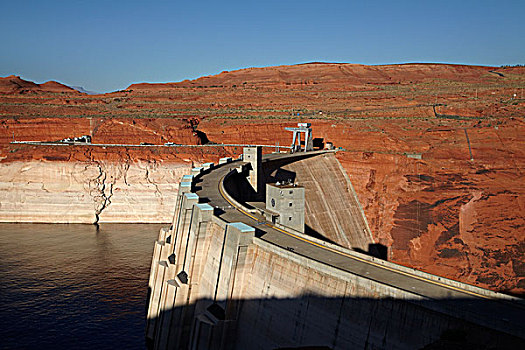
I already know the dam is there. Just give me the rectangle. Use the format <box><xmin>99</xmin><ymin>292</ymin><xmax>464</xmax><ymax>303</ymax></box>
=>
<box><xmin>145</xmin><ymin>139</ymin><xmax>524</xmax><ymax>348</ymax></box>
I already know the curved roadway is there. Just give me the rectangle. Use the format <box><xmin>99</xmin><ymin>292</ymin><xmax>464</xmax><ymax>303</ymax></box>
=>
<box><xmin>194</xmin><ymin>154</ymin><xmax>524</xmax><ymax>339</ymax></box>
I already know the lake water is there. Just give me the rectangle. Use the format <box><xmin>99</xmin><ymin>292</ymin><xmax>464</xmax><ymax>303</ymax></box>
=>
<box><xmin>0</xmin><ymin>223</ymin><xmax>161</xmax><ymax>350</ymax></box>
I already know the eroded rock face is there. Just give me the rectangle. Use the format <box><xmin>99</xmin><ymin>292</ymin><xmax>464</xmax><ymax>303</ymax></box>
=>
<box><xmin>0</xmin><ymin>161</ymin><xmax>191</xmax><ymax>223</ymax></box>
<box><xmin>1</xmin><ymin>63</ymin><xmax>523</xmax><ymax>294</ymax></box>
<box><xmin>197</xmin><ymin>117</ymin><xmax>524</xmax><ymax>295</ymax></box>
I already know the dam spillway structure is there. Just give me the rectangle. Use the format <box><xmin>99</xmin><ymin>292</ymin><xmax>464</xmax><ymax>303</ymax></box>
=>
<box><xmin>145</xmin><ymin>128</ymin><xmax>525</xmax><ymax>349</ymax></box>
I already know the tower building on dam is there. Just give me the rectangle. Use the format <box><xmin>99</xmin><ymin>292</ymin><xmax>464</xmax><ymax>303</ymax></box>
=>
<box><xmin>145</xmin><ymin>125</ymin><xmax>524</xmax><ymax>349</ymax></box>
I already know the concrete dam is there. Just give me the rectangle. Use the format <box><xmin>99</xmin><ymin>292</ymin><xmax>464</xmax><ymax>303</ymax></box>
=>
<box><xmin>145</xmin><ymin>147</ymin><xmax>524</xmax><ymax>349</ymax></box>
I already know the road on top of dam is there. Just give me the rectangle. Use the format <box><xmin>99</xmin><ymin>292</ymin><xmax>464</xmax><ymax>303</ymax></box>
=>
<box><xmin>194</xmin><ymin>153</ymin><xmax>524</xmax><ymax>339</ymax></box>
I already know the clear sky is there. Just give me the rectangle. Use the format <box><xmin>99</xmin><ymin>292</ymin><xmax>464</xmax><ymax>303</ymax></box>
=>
<box><xmin>1</xmin><ymin>0</ymin><xmax>523</xmax><ymax>92</ymax></box>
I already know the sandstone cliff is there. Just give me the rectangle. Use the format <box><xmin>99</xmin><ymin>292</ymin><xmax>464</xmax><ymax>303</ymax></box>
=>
<box><xmin>1</xmin><ymin>62</ymin><xmax>523</xmax><ymax>294</ymax></box>
<box><xmin>0</xmin><ymin>161</ymin><xmax>191</xmax><ymax>223</ymax></box>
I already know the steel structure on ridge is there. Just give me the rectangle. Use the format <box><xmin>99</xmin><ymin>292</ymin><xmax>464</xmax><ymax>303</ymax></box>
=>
<box><xmin>285</xmin><ymin>122</ymin><xmax>314</xmax><ymax>152</ymax></box>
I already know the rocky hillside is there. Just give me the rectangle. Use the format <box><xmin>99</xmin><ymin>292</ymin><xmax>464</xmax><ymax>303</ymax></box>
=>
<box><xmin>1</xmin><ymin>63</ymin><xmax>523</xmax><ymax>295</ymax></box>
<box><xmin>0</xmin><ymin>75</ymin><xmax>79</xmax><ymax>94</ymax></box>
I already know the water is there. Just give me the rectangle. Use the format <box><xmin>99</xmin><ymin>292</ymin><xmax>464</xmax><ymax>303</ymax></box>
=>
<box><xmin>0</xmin><ymin>223</ymin><xmax>161</xmax><ymax>350</ymax></box>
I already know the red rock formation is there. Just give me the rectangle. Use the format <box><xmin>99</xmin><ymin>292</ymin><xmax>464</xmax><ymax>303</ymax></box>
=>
<box><xmin>0</xmin><ymin>75</ymin><xmax>40</xmax><ymax>94</ymax></box>
<box><xmin>0</xmin><ymin>75</ymin><xmax>79</xmax><ymax>94</ymax></box>
<box><xmin>1</xmin><ymin>63</ymin><xmax>523</xmax><ymax>295</ymax></box>
<box><xmin>128</xmin><ymin>63</ymin><xmax>497</xmax><ymax>90</ymax></box>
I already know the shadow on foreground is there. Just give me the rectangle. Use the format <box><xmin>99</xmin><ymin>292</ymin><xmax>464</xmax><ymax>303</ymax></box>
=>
<box><xmin>145</xmin><ymin>293</ymin><xmax>525</xmax><ymax>350</ymax></box>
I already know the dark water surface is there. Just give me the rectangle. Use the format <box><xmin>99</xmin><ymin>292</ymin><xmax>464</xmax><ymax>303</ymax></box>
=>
<box><xmin>0</xmin><ymin>223</ymin><xmax>161</xmax><ymax>350</ymax></box>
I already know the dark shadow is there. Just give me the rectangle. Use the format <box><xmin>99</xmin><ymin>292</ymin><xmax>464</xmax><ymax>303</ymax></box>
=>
<box><xmin>277</xmin><ymin>347</ymin><xmax>331</xmax><ymax>350</ymax></box>
<box><xmin>355</xmin><ymin>243</ymin><xmax>390</xmax><ymax>260</ymax></box>
<box><xmin>146</xmin><ymin>286</ymin><xmax>152</xmax><ymax>315</ymax></box>
<box><xmin>222</xmin><ymin>168</ymin><xmax>259</xmax><ymax>202</ymax></box>
<box><xmin>353</xmin><ymin>243</ymin><xmax>389</xmax><ymax>261</ymax></box>
<box><xmin>262</xmin><ymin>152</ymin><xmax>325</xmax><ymax>174</ymax></box>
<box><xmin>192</xmin><ymin>177</ymin><xmax>203</xmax><ymax>192</ymax></box>
<box><xmin>213</xmin><ymin>207</ymin><xmax>226</xmax><ymax>216</ymax></box>
<box><xmin>368</xmin><ymin>243</ymin><xmax>388</xmax><ymax>260</ymax></box>
<box><xmin>267</xmin><ymin>168</ymin><xmax>297</xmax><ymax>184</ymax></box>
<box><xmin>194</xmin><ymin>129</ymin><xmax>209</xmax><ymax>145</ymax></box>
<box><xmin>145</xmin><ymin>295</ymin><xmax>525</xmax><ymax>350</ymax></box>
<box><xmin>254</xmin><ymin>228</ymin><xmax>266</xmax><ymax>238</ymax></box>
<box><xmin>312</xmin><ymin>138</ymin><xmax>324</xmax><ymax>149</ymax></box>
<box><xmin>304</xmin><ymin>225</ymin><xmax>339</xmax><ymax>245</ymax></box>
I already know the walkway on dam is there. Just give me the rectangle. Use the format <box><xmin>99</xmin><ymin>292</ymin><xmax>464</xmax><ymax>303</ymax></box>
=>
<box><xmin>194</xmin><ymin>153</ymin><xmax>524</xmax><ymax>339</ymax></box>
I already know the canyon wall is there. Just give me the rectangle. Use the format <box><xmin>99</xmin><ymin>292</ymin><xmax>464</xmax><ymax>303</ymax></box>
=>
<box><xmin>198</xmin><ymin>118</ymin><xmax>525</xmax><ymax>295</ymax></box>
<box><xmin>0</xmin><ymin>161</ymin><xmax>191</xmax><ymax>223</ymax></box>
<box><xmin>1</xmin><ymin>63</ymin><xmax>523</xmax><ymax>294</ymax></box>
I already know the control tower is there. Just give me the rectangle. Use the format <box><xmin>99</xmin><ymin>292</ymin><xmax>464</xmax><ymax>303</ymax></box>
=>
<box><xmin>285</xmin><ymin>123</ymin><xmax>313</xmax><ymax>152</ymax></box>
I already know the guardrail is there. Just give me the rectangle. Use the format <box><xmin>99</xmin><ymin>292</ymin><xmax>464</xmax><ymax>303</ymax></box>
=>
<box><xmin>10</xmin><ymin>140</ymin><xmax>292</xmax><ymax>149</ymax></box>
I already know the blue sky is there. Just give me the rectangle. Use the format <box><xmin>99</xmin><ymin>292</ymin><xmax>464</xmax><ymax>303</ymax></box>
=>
<box><xmin>1</xmin><ymin>0</ymin><xmax>523</xmax><ymax>92</ymax></box>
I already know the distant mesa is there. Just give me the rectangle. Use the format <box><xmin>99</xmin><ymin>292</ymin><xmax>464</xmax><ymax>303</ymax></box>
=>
<box><xmin>39</xmin><ymin>81</ymin><xmax>78</xmax><ymax>93</ymax></box>
<box><xmin>2</xmin><ymin>62</ymin><xmax>513</xmax><ymax>94</ymax></box>
<box><xmin>71</xmin><ymin>86</ymin><xmax>99</xmax><ymax>95</ymax></box>
<box><xmin>125</xmin><ymin>62</ymin><xmax>504</xmax><ymax>91</ymax></box>
<box><xmin>0</xmin><ymin>75</ymin><xmax>38</xmax><ymax>93</ymax></box>
<box><xmin>0</xmin><ymin>75</ymin><xmax>80</xmax><ymax>94</ymax></box>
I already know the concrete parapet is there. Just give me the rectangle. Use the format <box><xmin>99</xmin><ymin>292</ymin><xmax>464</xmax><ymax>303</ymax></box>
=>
<box><xmin>166</xmin><ymin>202</ymin><xmax>214</xmax><ymax>349</ymax></box>
<box><xmin>181</xmin><ymin>174</ymin><xmax>194</xmax><ymax>182</ymax></box>
<box><xmin>194</xmin><ymin>203</ymin><xmax>214</xmax><ymax>220</ymax></box>
<box><xmin>191</xmin><ymin>167</ymin><xmax>203</xmax><ymax>176</ymax></box>
<box><xmin>146</xmin><ymin>237</ymin><xmax>170</xmax><ymax>341</ymax></box>
<box><xmin>178</xmin><ymin>181</ymin><xmax>192</xmax><ymax>195</ymax></box>
<box><xmin>187</xmin><ymin>221</ymin><xmax>256</xmax><ymax>350</ymax></box>
<box><xmin>219</xmin><ymin>157</ymin><xmax>232</xmax><ymax>165</ymax></box>
<box><xmin>182</xmin><ymin>193</ymin><xmax>199</xmax><ymax>209</ymax></box>
<box><xmin>202</xmin><ymin>162</ymin><xmax>214</xmax><ymax>171</ymax></box>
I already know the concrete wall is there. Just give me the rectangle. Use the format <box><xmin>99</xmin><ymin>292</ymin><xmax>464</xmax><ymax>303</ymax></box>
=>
<box><xmin>146</xmin><ymin>180</ymin><xmax>257</xmax><ymax>349</ymax></box>
<box><xmin>280</xmin><ymin>153</ymin><xmax>374</xmax><ymax>250</ymax></box>
<box><xmin>0</xmin><ymin>160</ymin><xmax>190</xmax><ymax>223</ymax></box>
<box><xmin>234</xmin><ymin>239</ymin><xmax>521</xmax><ymax>349</ymax></box>
<box><xmin>145</xmin><ymin>160</ymin><xmax>524</xmax><ymax>350</ymax></box>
